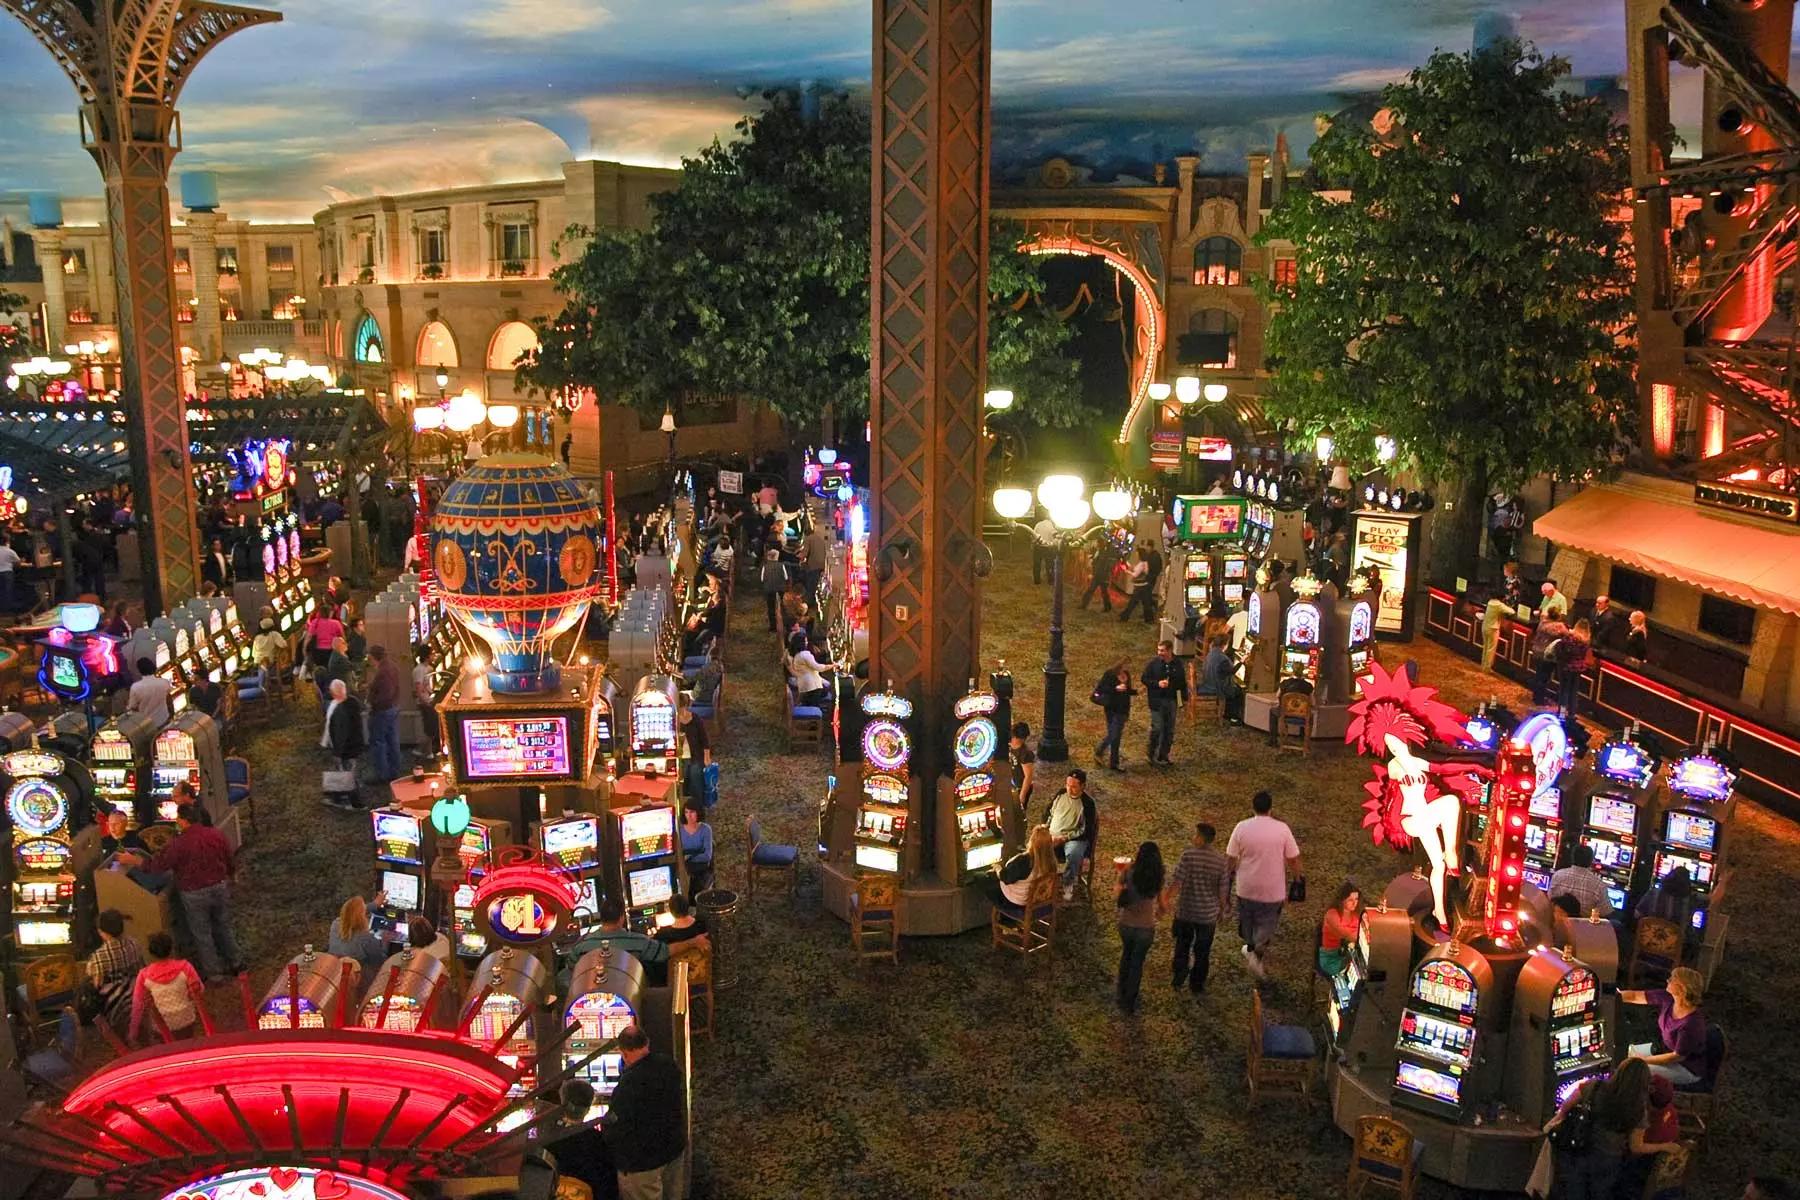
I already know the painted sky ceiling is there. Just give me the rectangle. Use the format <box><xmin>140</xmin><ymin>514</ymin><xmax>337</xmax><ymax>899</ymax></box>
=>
<box><xmin>0</xmin><ymin>0</ymin><xmax>1732</xmax><ymax>226</ymax></box>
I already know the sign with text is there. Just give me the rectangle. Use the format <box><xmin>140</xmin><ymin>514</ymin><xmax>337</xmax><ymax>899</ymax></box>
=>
<box><xmin>461</xmin><ymin>716</ymin><xmax>571</xmax><ymax>778</ymax></box>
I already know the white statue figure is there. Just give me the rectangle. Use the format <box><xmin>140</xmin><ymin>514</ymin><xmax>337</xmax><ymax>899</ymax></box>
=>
<box><xmin>1385</xmin><ymin>733</ymin><xmax>1462</xmax><ymax>927</ymax></box>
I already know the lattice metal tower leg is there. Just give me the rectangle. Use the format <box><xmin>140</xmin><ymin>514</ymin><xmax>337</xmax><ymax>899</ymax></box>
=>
<box><xmin>868</xmin><ymin>0</ymin><xmax>991</xmax><ymax>874</ymax></box>
<box><xmin>2</xmin><ymin>0</ymin><xmax>281</xmax><ymax>615</ymax></box>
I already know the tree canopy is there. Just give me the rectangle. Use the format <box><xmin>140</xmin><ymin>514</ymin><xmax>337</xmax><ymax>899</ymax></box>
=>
<box><xmin>522</xmin><ymin>91</ymin><xmax>1083</xmax><ymax>430</ymax></box>
<box><xmin>1257</xmin><ymin>40</ymin><xmax>1635</xmax><ymax>570</ymax></box>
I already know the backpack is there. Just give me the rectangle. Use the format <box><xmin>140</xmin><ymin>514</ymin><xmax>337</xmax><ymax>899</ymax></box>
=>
<box><xmin>1547</xmin><ymin>1097</ymin><xmax>1594</xmax><ymax>1154</ymax></box>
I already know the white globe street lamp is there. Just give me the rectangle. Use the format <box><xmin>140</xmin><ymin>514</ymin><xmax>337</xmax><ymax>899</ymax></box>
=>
<box><xmin>1174</xmin><ymin>376</ymin><xmax>1201</xmax><ymax>405</ymax></box>
<box><xmin>1203</xmin><ymin>382</ymin><xmax>1229</xmax><ymax>404</ymax></box>
<box><xmin>991</xmin><ymin>486</ymin><xmax>1032</xmax><ymax>520</ymax></box>
<box><xmin>1036</xmin><ymin>473</ymin><xmax>1084</xmax><ymax>509</ymax></box>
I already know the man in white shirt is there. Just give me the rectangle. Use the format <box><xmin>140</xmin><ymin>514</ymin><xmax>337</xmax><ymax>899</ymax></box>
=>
<box><xmin>1031</xmin><ymin>516</ymin><xmax>1057</xmax><ymax>585</ymax></box>
<box><xmin>0</xmin><ymin>534</ymin><xmax>18</xmax><ymax>612</ymax></box>
<box><xmin>126</xmin><ymin>656</ymin><xmax>173</xmax><ymax>728</ymax></box>
<box><xmin>1225</xmin><ymin>790</ymin><xmax>1302</xmax><ymax>978</ymax></box>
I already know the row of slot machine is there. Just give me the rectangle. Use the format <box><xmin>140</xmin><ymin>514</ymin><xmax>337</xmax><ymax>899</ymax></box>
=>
<box><xmin>253</xmin><ymin>938</ymin><xmax>651</xmax><ymax>1126</ymax></box>
<box><xmin>87</xmin><ymin>708</ymin><xmax>231</xmax><ymax>831</ymax></box>
<box><xmin>227</xmin><ymin>434</ymin><xmax>317</xmax><ymax>637</ymax></box>
<box><xmin>1468</xmin><ymin>712</ymin><xmax>1736</xmax><ymax>935</ymax></box>
<box><xmin>123</xmin><ymin>594</ymin><xmax>256</xmax><ymax>715</ymax></box>
<box><xmin>1322</xmin><ymin>889</ymin><xmax>1615</xmax><ymax>1129</ymax></box>
<box><xmin>3</xmin><ymin>743</ymin><xmax>99</xmax><ymax>958</ymax></box>
<box><xmin>366</xmin><ymin>796</ymin><xmax>689</xmax><ymax>963</ymax></box>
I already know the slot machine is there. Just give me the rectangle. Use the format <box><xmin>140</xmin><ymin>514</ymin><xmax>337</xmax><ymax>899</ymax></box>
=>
<box><xmin>1182</xmin><ymin>551</ymin><xmax>1213</xmax><ymax>614</ymax></box>
<box><xmin>563</xmin><ymin>946</ymin><xmax>646</xmax><ymax>1119</ymax></box>
<box><xmin>593</xmin><ymin>675</ymin><xmax>621</xmax><ymax>773</ymax></box>
<box><xmin>2</xmin><ymin>748</ymin><xmax>87</xmax><ymax>958</ymax></box>
<box><xmin>1341</xmin><ymin>584</ymin><xmax>1376</xmax><ymax>692</ymax></box>
<box><xmin>1332</xmin><ymin>904</ymin><xmax>1414</xmax><ymax>1074</ymax></box>
<box><xmin>200</xmin><ymin>601</ymin><xmax>237</xmax><ymax>677</ymax></box>
<box><xmin>1653</xmin><ymin>753</ymin><xmax>1731</xmax><ymax>934</ymax></box>
<box><xmin>537</xmin><ymin>813</ymin><xmax>607</xmax><ymax>929</ymax></box>
<box><xmin>1506</xmin><ymin>947</ymin><xmax>1610</xmax><ymax>1126</ymax></box>
<box><xmin>151</xmin><ymin>710</ymin><xmax>230</xmax><ymax>834</ymax></box>
<box><xmin>1512</xmin><ymin>712</ymin><xmax>1571</xmax><ymax>895</ymax></box>
<box><xmin>145</xmin><ymin>620</ymin><xmax>192</xmax><ymax>715</ymax></box>
<box><xmin>936</xmin><ymin>684</ymin><xmax>1009</xmax><ymax>884</ymax></box>
<box><xmin>1279</xmin><ymin>577</ymin><xmax>1325</xmax><ymax>688</ymax></box>
<box><xmin>1219</xmin><ymin>551</ymin><xmax>1249</xmax><ymax>607</ymax></box>
<box><xmin>464</xmin><ymin>946</ymin><xmax>553</xmax><ymax>1127</ymax></box>
<box><xmin>88</xmin><ymin>711</ymin><xmax>157</xmax><ymax>828</ymax></box>
<box><xmin>1391</xmin><ymin>943</ymin><xmax>1493</xmax><ymax>1122</ymax></box>
<box><xmin>1579</xmin><ymin>734</ymin><xmax>1661</xmax><ymax>912</ymax></box>
<box><xmin>256</xmin><ymin>948</ymin><xmax>355</xmax><ymax>1029</ymax></box>
<box><xmin>853</xmin><ymin>688</ymin><xmax>915</xmax><ymax>876</ymax></box>
<box><xmin>174</xmin><ymin>602</ymin><xmax>220</xmax><ymax>683</ymax></box>
<box><xmin>370</xmin><ymin>808</ymin><xmax>427</xmax><ymax>935</ymax></box>
<box><xmin>359</xmin><ymin>947</ymin><xmax>449</xmax><ymax>1032</ymax></box>
<box><xmin>1243</xmin><ymin>586</ymin><xmax>1283</xmax><ymax>692</ymax></box>
<box><xmin>443</xmin><ymin>814</ymin><xmax>511</xmax><ymax>959</ymax></box>
<box><xmin>628</xmin><ymin>675</ymin><xmax>680</xmax><ymax>776</ymax></box>
<box><xmin>612</xmin><ymin>806</ymin><xmax>684</xmax><ymax>931</ymax></box>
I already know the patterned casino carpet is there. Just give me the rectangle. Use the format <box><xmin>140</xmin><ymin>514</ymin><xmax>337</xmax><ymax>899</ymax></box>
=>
<box><xmin>205</xmin><ymin>547</ymin><xmax>1798</xmax><ymax>1199</ymax></box>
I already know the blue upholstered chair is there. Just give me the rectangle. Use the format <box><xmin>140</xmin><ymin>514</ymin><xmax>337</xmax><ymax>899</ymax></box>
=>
<box><xmin>225</xmin><ymin>755</ymin><xmax>254</xmax><ymax>838</ymax></box>
<box><xmin>786</xmin><ymin>683</ymin><xmax>823</xmax><ymax>750</ymax></box>
<box><xmin>1247</xmin><ymin>985</ymin><xmax>1316</xmax><ymax>1107</ymax></box>
<box><xmin>747</xmin><ymin>815</ymin><xmax>798</xmax><ymax>899</ymax></box>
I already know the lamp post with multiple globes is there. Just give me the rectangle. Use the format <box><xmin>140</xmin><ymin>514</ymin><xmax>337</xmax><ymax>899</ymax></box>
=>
<box><xmin>992</xmin><ymin>473</ymin><xmax>1137</xmax><ymax>762</ymax></box>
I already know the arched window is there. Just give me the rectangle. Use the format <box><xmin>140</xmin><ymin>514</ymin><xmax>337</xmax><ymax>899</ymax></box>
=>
<box><xmin>416</xmin><ymin>320</ymin><xmax>458</xmax><ymax>368</ymax></box>
<box><xmin>1193</xmin><ymin>237</ymin><xmax>1242</xmax><ymax>287</ymax></box>
<box><xmin>487</xmin><ymin>320</ymin><xmax>539</xmax><ymax>371</ymax></box>
<box><xmin>1181</xmin><ymin>308</ymin><xmax>1238</xmax><ymax>369</ymax></box>
<box><xmin>352</xmin><ymin>314</ymin><xmax>384</xmax><ymax>364</ymax></box>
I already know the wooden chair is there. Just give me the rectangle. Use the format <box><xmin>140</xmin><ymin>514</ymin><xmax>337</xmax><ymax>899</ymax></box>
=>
<box><xmin>15</xmin><ymin>954</ymin><xmax>82</xmax><ymax>1050</ymax></box>
<box><xmin>1246</xmin><ymin>985</ymin><xmax>1316</xmax><ymax>1107</ymax></box>
<box><xmin>850</xmin><ymin>874</ymin><xmax>900</xmax><ymax>964</ymax></box>
<box><xmin>786</xmin><ymin>683</ymin><xmax>823</xmax><ymax>750</ymax></box>
<box><xmin>1345</xmin><ymin>1114</ymin><xmax>1423</xmax><ymax>1200</ymax></box>
<box><xmin>1276</xmin><ymin>692</ymin><xmax>1312</xmax><ymax>754</ymax></box>
<box><xmin>1673</xmin><ymin>1024</ymin><xmax>1727</xmax><ymax>1150</ymax></box>
<box><xmin>667</xmin><ymin>941</ymin><xmax>714</xmax><ymax>1038</ymax></box>
<box><xmin>1641</xmin><ymin>1144</ymin><xmax>1691</xmax><ymax>1200</ymax></box>
<box><xmin>746</xmin><ymin>816</ymin><xmax>799</xmax><ymax>899</ymax></box>
<box><xmin>1626</xmin><ymin>916</ymin><xmax>1683</xmax><ymax>988</ymax></box>
<box><xmin>991</xmin><ymin>873</ymin><xmax>1058</xmax><ymax>957</ymax></box>
<box><xmin>225</xmin><ymin>755</ymin><xmax>255</xmax><ymax>840</ymax></box>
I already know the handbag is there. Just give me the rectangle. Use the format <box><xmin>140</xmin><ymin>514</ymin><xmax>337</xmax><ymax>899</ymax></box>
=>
<box><xmin>1287</xmin><ymin>875</ymin><xmax>1307</xmax><ymax>903</ymax></box>
<box><xmin>1547</xmin><ymin>1098</ymin><xmax>1594</xmax><ymax>1154</ymax></box>
<box><xmin>323</xmin><ymin>768</ymin><xmax>357</xmax><ymax>793</ymax></box>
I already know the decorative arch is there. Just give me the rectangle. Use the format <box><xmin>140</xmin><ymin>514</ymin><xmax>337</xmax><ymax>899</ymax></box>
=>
<box><xmin>351</xmin><ymin>313</ymin><xmax>384</xmax><ymax>364</ymax></box>
<box><xmin>417</xmin><ymin>319</ymin><xmax>459</xmax><ymax>368</ymax></box>
<box><xmin>1016</xmin><ymin>229</ymin><xmax>1165</xmax><ymax>446</ymax></box>
<box><xmin>487</xmin><ymin>320</ymin><xmax>539</xmax><ymax>371</ymax></box>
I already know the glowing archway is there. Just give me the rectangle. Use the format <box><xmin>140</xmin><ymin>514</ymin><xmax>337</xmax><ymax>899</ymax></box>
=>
<box><xmin>352</xmin><ymin>314</ymin><xmax>384</xmax><ymax>365</ymax></box>
<box><xmin>486</xmin><ymin>320</ymin><xmax>539</xmax><ymax>371</ymax></box>
<box><xmin>417</xmin><ymin>320</ymin><xmax>459</xmax><ymax>368</ymax></box>
<box><xmin>1019</xmin><ymin>235</ymin><xmax>1163</xmax><ymax>446</ymax></box>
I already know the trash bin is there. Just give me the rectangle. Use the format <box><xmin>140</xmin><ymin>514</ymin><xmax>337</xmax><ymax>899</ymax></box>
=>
<box><xmin>695</xmin><ymin>888</ymin><xmax>741</xmax><ymax>990</ymax></box>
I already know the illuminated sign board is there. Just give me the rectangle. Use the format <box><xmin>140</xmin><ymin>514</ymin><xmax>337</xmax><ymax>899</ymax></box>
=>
<box><xmin>1171</xmin><ymin>495</ymin><xmax>1247</xmax><ymax>541</ymax></box>
<box><xmin>462</xmin><ymin>717</ymin><xmax>571</xmax><ymax>778</ymax></box>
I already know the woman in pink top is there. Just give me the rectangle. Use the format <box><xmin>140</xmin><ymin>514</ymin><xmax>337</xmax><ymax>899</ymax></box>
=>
<box><xmin>129</xmin><ymin>931</ymin><xmax>204</xmax><ymax>1043</ymax></box>
<box><xmin>304</xmin><ymin>610</ymin><xmax>345</xmax><ymax>672</ymax></box>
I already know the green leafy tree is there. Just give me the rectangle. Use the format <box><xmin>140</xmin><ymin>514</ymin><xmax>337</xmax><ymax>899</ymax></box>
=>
<box><xmin>522</xmin><ymin>92</ymin><xmax>1083</xmax><ymax>431</ymax></box>
<box><xmin>1256</xmin><ymin>41</ymin><xmax>1635</xmax><ymax>581</ymax></box>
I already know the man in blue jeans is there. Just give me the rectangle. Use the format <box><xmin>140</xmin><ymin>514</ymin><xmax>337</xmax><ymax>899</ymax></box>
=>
<box><xmin>364</xmin><ymin>644</ymin><xmax>403</xmax><ymax>782</ymax></box>
<box><xmin>1141</xmin><ymin>640</ymin><xmax>1190</xmax><ymax>766</ymax></box>
<box><xmin>127</xmin><ymin>804</ymin><xmax>243</xmax><ymax>982</ymax></box>
<box><xmin>1046</xmin><ymin>769</ymin><xmax>1098</xmax><ymax>902</ymax></box>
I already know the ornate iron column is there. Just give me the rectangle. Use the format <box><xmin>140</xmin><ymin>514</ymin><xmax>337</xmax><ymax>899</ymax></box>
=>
<box><xmin>868</xmin><ymin>0</ymin><xmax>992</xmax><ymax>871</ymax></box>
<box><xmin>2</xmin><ymin>0</ymin><xmax>281</xmax><ymax>614</ymax></box>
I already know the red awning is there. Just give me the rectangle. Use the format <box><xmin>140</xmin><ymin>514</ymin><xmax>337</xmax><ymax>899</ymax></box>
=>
<box><xmin>1532</xmin><ymin>486</ymin><xmax>1800</xmax><ymax>618</ymax></box>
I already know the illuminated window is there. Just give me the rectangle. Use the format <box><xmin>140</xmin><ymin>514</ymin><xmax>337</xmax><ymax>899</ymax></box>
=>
<box><xmin>1180</xmin><ymin>308</ymin><xmax>1238</xmax><ymax>368</ymax></box>
<box><xmin>217</xmin><ymin>247</ymin><xmax>239</xmax><ymax>275</ymax></box>
<box><xmin>499</xmin><ymin>224</ymin><xmax>532</xmax><ymax>270</ymax></box>
<box><xmin>61</xmin><ymin>249</ymin><xmax>86</xmax><ymax>275</ymax></box>
<box><xmin>266</xmin><ymin>244</ymin><xmax>295</xmax><ymax>271</ymax></box>
<box><xmin>487</xmin><ymin>321</ymin><xmax>538</xmax><ymax>370</ymax></box>
<box><xmin>353</xmin><ymin>314</ymin><xmax>385</xmax><ymax>364</ymax></box>
<box><xmin>269</xmin><ymin>289</ymin><xmax>296</xmax><ymax>320</ymax></box>
<box><xmin>1192</xmin><ymin>237</ymin><xmax>1242</xmax><ymax>286</ymax></box>
<box><xmin>173</xmin><ymin>247</ymin><xmax>191</xmax><ymax>275</ymax></box>
<box><xmin>1272</xmin><ymin>258</ymin><xmax>1298</xmax><ymax>290</ymax></box>
<box><xmin>418</xmin><ymin>320</ymin><xmax>459</xmax><ymax>368</ymax></box>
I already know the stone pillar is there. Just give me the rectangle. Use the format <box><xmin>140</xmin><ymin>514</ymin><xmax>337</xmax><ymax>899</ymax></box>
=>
<box><xmin>1175</xmin><ymin>154</ymin><xmax>1200</xmax><ymax>239</ymax></box>
<box><xmin>1244</xmin><ymin>152</ymin><xmax>1269</xmax><ymax>240</ymax></box>
<box><xmin>184</xmin><ymin>210</ymin><xmax>224</xmax><ymax>368</ymax></box>
<box><xmin>31</xmin><ymin>227</ymin><xmax>69</xmax><ymax>348</ymax></box>
<box><xmin>1743</xmin><ymin>609</ymin><xmax>1795</xmax><ymax>721</ymax></box>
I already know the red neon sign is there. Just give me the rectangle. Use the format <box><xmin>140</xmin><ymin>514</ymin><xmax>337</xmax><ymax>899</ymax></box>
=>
<box><xmin>468</xmin><ymin>849</ymin><xmax>580</xmax><ymax>947</ymax></box>
<box><xmin>1483</xmin><ymin>745</ymin><xmax>1535</xmax><ymax>939</ymax></box>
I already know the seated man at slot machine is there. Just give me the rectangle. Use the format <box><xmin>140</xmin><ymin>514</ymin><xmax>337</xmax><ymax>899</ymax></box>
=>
<box><xmin>562</xmin><ymin>897</ymin><xmax>668</xmax><ymax>989</ymax></box>
<box><xmin>1550</xmin><ymin>843</ymin><xmax>1615</xmax><ymax>918</ymax></box>
<box><xmin>100</xmin><ymin>809</ymin><xmax>172</xmax><ymax>894</ymax></box>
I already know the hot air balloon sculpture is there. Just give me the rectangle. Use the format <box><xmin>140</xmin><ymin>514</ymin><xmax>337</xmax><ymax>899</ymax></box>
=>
<box><xmin>430</xmin><ymin>452</ymin><xmax>602</xmax><ymax>693</ymax></box>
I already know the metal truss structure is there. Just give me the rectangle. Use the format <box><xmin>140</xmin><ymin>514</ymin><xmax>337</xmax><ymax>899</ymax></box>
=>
<box><xmin>0</xmin><ymin>0</ymin><xmax>282</xmax><ymax>614</ymax></box>
<box><xmin>1627</xmin><ymin>0</ymin><xmax>1800</xmax><ymax>494</ymax></box>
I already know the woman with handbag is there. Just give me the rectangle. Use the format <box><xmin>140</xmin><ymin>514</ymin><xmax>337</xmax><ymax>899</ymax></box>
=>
<box><xmin>325</xmin><ymin>678</ymin><xmax>367</xmax><ymax>810</ymax></box>
<box><xmin>1091</xmin><ymin>661</ymin><xmax>1134</xmax><ymax>773</ymax></box>
<box><xmin>1543</xmin><ymin>1058</ymin><xmax>1679</xmax><ymax>1200</ymax></box>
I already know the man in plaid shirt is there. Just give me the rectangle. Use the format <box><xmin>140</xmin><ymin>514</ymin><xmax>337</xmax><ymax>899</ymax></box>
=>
<box><xmin>84</xmin><ymin>908</ymin><xmax>144</xmax><ymax>1026</ymax></box>
<box><xmin>1163</xmin><ymin>821</ymin><xmax>1230</xmax><ymax>993</ymax></box>
<box><xmin>1550</xmin><ymin>842</ymin><xmax>1616</xmax><ymax>917</ymax></box>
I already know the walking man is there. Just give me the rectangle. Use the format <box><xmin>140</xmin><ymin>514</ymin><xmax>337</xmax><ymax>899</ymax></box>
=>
<box><xmin>1164</xmin><ymin>821</ymin><xmax>1229</xmax><ymax>994</ymax></box>
<box><xmin>1031</xmin><ymin>512</ymin><xmax>1058</xmax><ymax>585</ymax></box>
<box><xmin>1080</xmin><ymin>534</ymin><xmax>1118</xmax><ymax>612</ymax></box>
<box><xmin>365</xmin><ymin>644</ymin><xmax>403</xmax><ymax>783</ymax></box>
<box><xmin>1226</xmin><ymin>791</ymin><xmax>1301</xmax><ymax>978</ymax></box>
<box><xmin>1141</xmin><ymin>640</ymin><xmax>1189</xmax><ymax>766</ymax></box>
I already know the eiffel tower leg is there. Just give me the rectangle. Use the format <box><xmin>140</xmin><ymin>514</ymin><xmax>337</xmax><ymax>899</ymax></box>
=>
<box><xmin>869</xmin><ymin>0</ymin><xmax>990</xmax><ymax>878</ymax></box>
<box><xmin>88</xmin><ymin>118</ymin><xmax>200</xmax><ymax>615</ymax></box>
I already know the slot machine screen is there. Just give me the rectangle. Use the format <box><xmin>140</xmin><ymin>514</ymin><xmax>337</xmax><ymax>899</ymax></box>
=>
<box><xmin>1587</xmin><ymin>795</ymin><xmax>1638</xmax><ymax>837</ymax></box>
<box><xmin>627</xmin><ymin>865</ymin><xmax>675</xmax><ymax>909</ymax></box>
<box><xmin>855</xmin><ymin>844</ymin><xmax>900</xmax><ymax>874</ymax></box>
<box><xmin>1224</xmin><ymin>558</ymin><xmax>1248</xmax><ymax>579</ymax></box>
<box><xmin>1583</xmin><ymin>835</ymin><xmax>1632</xmax><ymax>872</ymax></box>
<box><xmin>1524</xmin><ymin>866</ymin><xmax>1553</xmax><ymax>893</ymax></box>
<box><xmin>1552</xmin><ymin>1022</ymin><xmax>1605</xmax><ymax>1063</ymax></box>
<box><xmin>571</xmin><ymin>878</ymin><xmax>600</xmax><ymax>924</ymax></box>
<box><xmin>16</xmin><ymin>920</ymin><xmax>70</xmax><ymax>947</ymax></box>
<box><xmin>1529</xmin><ymin>786</ymin><xmax>1562</xmax><ymax>820</ymax></box>
<box><xmin>1412</xmin><ymin>961</ymin><xmax>1479</xmax><ymax>1015</ymax></box>
<box><xmin>259</xmin><ymin>997</ymin><xmax>324</xmax><ymax>1030</ymax></box>
<box><xmin>1181</xmin><ymin>498</ymin><xmax>1246</xmax><ymax>540</ymax></box>
<box><xmin>541</xmin><ymin>816</ymin><xmax>602</xmax><ymax>870</ymax></box>
<box><xmin>154</xmin><ymin>643</ymin><xmax>171</xmax><ymax>669</ymax></box>
<box><xmin>965</xmin><ymin>841</ymin><xmax>1004</xmax><ymax>871</ymax></box>
<box><xmin>371</xmin><ymin>810</ymin><xmax>425</xmax><ymax>865</ymax></box>
<box><xmin>1524</xmin><ymin>823</ymin><xmax>1560</xmax><ymax>861</ymax></box>
<box><xmin>1663</xmin><ymin>811</ymin><xmax>1718</xmax><ymax>853</ymax></box>
<box><xmin>460</xmin><ymin>824</ymin><xmax>494</xmax><ymax>874</ymax></box>
<box><xmin>619</xmin><ymin>807</ymin><xmax>676</xmax><ymax>862</ymax></box>
<box><xmin>379</xmin><ymin>869</ymin><xmax>421</xmax><ymax>913</ymax></box>
<box><xmin>1654</xmin><ymin>851</ymin><xmax>1716</xmax><ymax>888</ymax></box>
<box><xmin>1398</xmin><ymin>1010</ymin><xmax>1476</xmax><ymax>1062</ymax></box>
<box><xmin>1606</xmin><ymin>885</ymin><xmax>1628</xmax><ymax>911</ymax></box>
<box><xmin>1394</xmin><ymin>1061</ymin><xmax>1462</xmax><ymax>1106</ymax></box>
<box><xmin>863</xmin><ymin>773</ymin><xmax>908</xmax><ymax>808</ymax></box>
<box><xmin>1597</xmin><ymin>742</ymin><xmax>1656</xmax><ymax>789</ymax></box>
<box><xmin>631</xmin><ymin>700</ymin><xmax>677</xmax><ymax>750</ymax></box>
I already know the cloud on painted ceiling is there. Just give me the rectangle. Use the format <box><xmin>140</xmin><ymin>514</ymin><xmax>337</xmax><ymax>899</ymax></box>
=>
<box><xmin>460</xmin><ymin>0</ymin><xmax>613</xmax><ymax>40</ymax></box>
